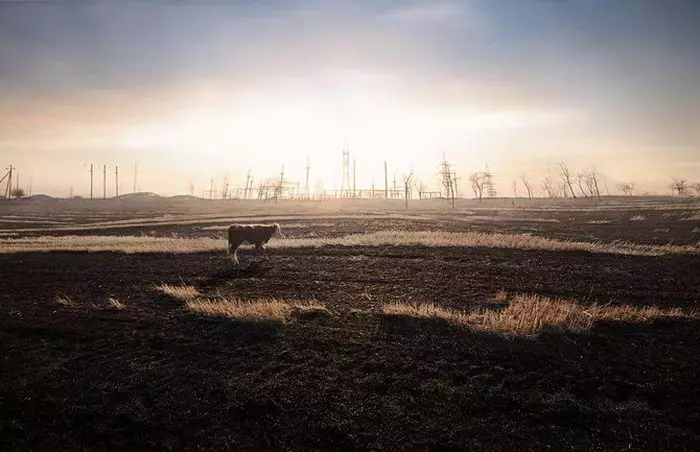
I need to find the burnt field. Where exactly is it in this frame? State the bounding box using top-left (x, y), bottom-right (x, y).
top-left (1, 197), bottom-right (700, 451)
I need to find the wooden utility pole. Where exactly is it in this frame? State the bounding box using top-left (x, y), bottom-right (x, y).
top-left (115, 165), bottom-right (119, 198)
top-left (90, 164), bottom-right (93, 199)
top-left (244, 168), bottom-right (252, 199)
top-left (305, 157), bottom-right (310, 196)
top-left (384, 161), bottom-right (388, 199)
top-left (352, 159), bottom-right (356, 198)
top-left (209, 175), bottom-right (214, 200)
top-left (133, 162), bottom-right (138, 193)
top-left (404, 172), bottom-right (414, 209)
top-left (102, 164), bottom-right (107, 199)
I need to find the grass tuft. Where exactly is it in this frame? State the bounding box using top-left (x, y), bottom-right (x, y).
top-left (55, 294), bottom-right (75, 307)
top-left (106, 297), bottom-right (125, 310)
top-left (381, 295), bottom-right (692, 337)
top-left (156, 284), bottom-right (200, 301)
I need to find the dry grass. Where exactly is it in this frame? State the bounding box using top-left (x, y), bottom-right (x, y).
top-left (186, 298), bottom-right (293, 323)
top-left (586, 219), bottom-right (612, 225)
top-left (0, 236), bottom-right (224, 254)
top-left (274, 231), bottom-right (700, 256)
top-left (186, 298), bottom-right (327, 323)
top-left (493, 290), bottom-right (509, 302)
top-left (106, 297), bottom-right (125, 310)
top-left (630, 215), bottom-right (645, 221)
top-left (381, 295), bottom-right (692, 337)
top-left (382, 302), bottom-right (472, 325)
top-left (684, 213), bottom-right (700, 221)
top-left (55, 294), bottom-right (75, 307)
top-left (155, 283), bottom-right (325, 323)
top-left (155, 284), bottom-right (201, 301)
top-left (2, 230), bottom-right (698, 256)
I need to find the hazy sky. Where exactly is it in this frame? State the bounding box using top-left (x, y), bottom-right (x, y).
top-left (1, 0), bottom-right (699, 197)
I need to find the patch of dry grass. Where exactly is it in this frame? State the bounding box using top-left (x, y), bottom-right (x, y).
top-left (106, 297), bottom-right (125, 310)
top-left (55, 294), bottom-right (75, 307)
top-left (586, 219), bottom-right (612, 225)
top-left (273, 231), bottom-right (699, 256)
top-left (154, 283), bottom-right (326, 323)
top-left (186, 299), bottom-right (293, 323)
top-left (156, 284), bottom-right (201, 301)
top-left (186, 298), bottom-right (327, 323)
top-left (2, 230), bottom-right (698, 256)
top-left (630, 215), bottom-right (645, 221)
top-left (381, 295), bottom-right (691, 337)
top-left (382, 302), bottom-right (472, 325)
top-left (0, 236), bottom-right (224, 254)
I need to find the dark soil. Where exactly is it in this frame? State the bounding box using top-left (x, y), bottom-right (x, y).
top-left (1, 208), bottom-right (700, 451)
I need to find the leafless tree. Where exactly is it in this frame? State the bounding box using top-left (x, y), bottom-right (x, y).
top-left (414, 179), bottom-right (426, 199)
top-left (440, 157), bottom-right (455, 207)
top-left (576, 173), bottom-right (589, 198)
top-left (617, 182), bottom-right (636, 197)
top-left (558, 161), bottom-right (577, 198)
top-left (542, 176), bottom-right (557, 198)
top-left (511, 180), bottom-right (517, 198)
top-left (584, 168), bottom-right (602, 198)
top-left (469, 172), bottom-right (485, 200)
top-left (10, 188), bottom-right (25, 198)
top-left (691, 183), bottom-right (700, 196)
top-left (670, 178), bottom-right (688, 196)
top-left (403, 172), bottom-right (414, 208)
top-left (520, 175), bottom-right (534, 199)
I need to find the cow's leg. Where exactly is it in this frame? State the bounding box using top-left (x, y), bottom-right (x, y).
top-left (229, 241), bottom-right (243, 267)
top-left (255, 243), bottom-right (266, 260)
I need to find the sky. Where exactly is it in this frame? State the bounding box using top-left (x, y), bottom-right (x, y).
top-left (1, 0), bottom-right (699, 197)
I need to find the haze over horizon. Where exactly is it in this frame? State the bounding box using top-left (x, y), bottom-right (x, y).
top-left (1, 0), bottom-right (699, 197)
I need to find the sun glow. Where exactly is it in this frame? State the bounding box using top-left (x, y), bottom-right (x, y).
top-left (117, 73), bottom-right (562, 192)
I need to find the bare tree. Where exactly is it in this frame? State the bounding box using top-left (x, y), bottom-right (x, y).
top-left (576, 173), bottom-right (589, 198)
top-left (542, 176), bottom-right (557, 198)
top-left (691, 182), bottom-right (700, 196)
top-left (584, 168), bottom-right (601, 198)
top-left (483, 166), bottom-right (497, 198)
top-left (469, 172), bottom-right (485, 200)
top-left (520, 175), bottom-right (533, 199)
top-left (617, 182), bottom-right (635, 197)
top-left (403, 172), bottom-right (414, 208)
top-left (10, 188), bottom-right (25, 198)
top-left (440, 157), bottom-right (455, 207)
top-left (558, 161), bottom-right (577, 198)
top-left (511, 180), bottom-right (517, 198)
top-left (670, 178), bottom-right (688, 196)
top-left (414, 179), bottom-right (426, 199)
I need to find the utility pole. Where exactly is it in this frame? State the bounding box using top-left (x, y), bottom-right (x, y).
top-left (115, 165), bottom-right (119, 198)
top-left (188, 176), bottom-right (194, 196)
top-left (452, 171), bottom-right (459, 198)
top-left (133, 162), bottom-right (138, 193)
top-left (15, 172), bottom-right (19, 198)
top-left (244, 168), bottom-right (252, 199)
top-left (1, 166), bottom-right (13, 198)
top-left (340, 140), bottom-right (351, 197)
top-left (209, 175), bottom-right (214, 200)
top-left (69, 186), bottom-right (73, 199)
top-left (276, 165), bottom-right (285, 204)
top-left (7, 165), bottom-right (13, 198)
top-left (305, 156), bottom-right (311, 197)
top-left (102, 164), bottom-right (107, 199)
top-left (384, 161), bottom-right (388, 199)
top-left (352, 158), bottom-right (356, 198)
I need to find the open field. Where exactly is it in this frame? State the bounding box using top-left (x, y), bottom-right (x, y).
top-left (1, 196), bottom-right (700, 450)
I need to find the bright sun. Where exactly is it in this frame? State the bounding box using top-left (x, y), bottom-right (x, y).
top-left (117, 73), bottom-right (552, 192)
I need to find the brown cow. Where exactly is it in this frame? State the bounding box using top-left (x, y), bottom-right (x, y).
top-left (227, 223), bottom-right (282, 267)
